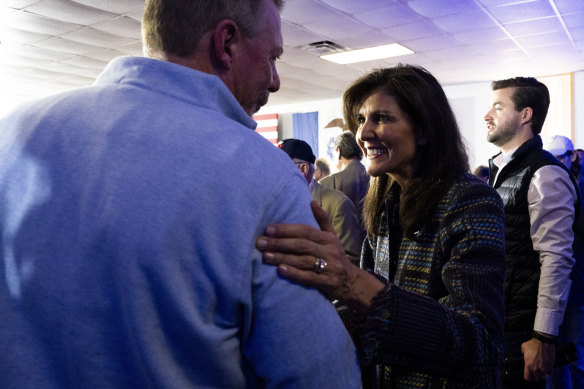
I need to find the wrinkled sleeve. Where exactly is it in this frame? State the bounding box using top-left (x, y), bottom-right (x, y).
top-left (352, 183), bottom-right (506, 383)
top-left (242, 173), bottom-right (362, 389)
top-left (528, 165), bottom-right (576, 335)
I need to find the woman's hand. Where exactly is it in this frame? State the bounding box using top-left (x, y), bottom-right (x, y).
top-left (255, 201), bottom-right (384, 312)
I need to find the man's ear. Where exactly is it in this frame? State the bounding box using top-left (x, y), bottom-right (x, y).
top-left (520, 107), bottom-right (533, 124)
top-left (212, 20), bottom-right (239, 71)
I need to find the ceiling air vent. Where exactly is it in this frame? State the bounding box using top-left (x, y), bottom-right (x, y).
top-left (299, 40), bottom-right (346, 56)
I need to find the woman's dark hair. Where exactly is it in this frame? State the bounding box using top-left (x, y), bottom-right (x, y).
top-left (342, 64), bottom-right (469, 238)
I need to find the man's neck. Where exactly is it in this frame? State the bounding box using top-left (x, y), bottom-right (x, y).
top-left (338, 157), bottom-right (354, 171)
top-left (498, 128), bottom-right (534, 155)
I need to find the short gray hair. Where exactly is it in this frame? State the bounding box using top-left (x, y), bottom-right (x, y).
top-left (314, 158), bottom-right (330, 175)
top-left (334, 131), bottom-right (363, 160)
top-left (143, 0), bottom-right (284, 57)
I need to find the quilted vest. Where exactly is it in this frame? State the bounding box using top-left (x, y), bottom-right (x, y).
top-left (489, 135), bottom-right (579, 331)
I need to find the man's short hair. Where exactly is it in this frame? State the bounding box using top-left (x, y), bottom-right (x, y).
top-left (334, 131), bottom-right (363, 161)
top-left (491, 77), bottom-right (550, 135)
top-left (314, 158), bottom-right (330, 176)
top-left (142, 0), bottom-right (284, 57)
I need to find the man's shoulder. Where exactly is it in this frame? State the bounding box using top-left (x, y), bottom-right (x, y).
top-left (314, 183), bottom-right (352, 210)
top-left (320, 166), bottom-right (351, 186)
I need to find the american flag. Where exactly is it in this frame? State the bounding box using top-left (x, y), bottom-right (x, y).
top-left (253, 113), bottom-right (279, 145)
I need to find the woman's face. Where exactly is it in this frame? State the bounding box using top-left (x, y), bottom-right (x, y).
top-left (355, 89), bottom-right (418, 184)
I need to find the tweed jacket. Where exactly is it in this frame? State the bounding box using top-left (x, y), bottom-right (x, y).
top-left (343, 173), bottom-right (506, 388)
top-left (311, 181), bottom-right (363, 266)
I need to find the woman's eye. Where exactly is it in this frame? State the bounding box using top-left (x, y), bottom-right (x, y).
top-left (356, 116), bottom-right (365, 124)
top-left (375, 114), bottom-right (389, 123)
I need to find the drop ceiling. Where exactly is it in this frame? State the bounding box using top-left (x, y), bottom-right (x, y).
top-left (1, 0), bottom-right (583, 109)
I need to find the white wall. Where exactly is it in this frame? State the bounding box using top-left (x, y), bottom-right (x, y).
top-left (443, 82), bottom-right (499, 170)
top-left (575, 70), bottom-right (584, 148)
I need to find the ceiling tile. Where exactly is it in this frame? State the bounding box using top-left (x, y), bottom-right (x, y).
top-left (404, 34), bottom-right (460, 52)
top-left (452, 26), bottom-right (508, 44)
top-left (424, 45), bottom-right (474, 61)
top-left (33, 36), bottom-right (101, 55)
top-left (381, 20), bottom-right (444, 41)
top-left (553, 0), bottom-right (584, 14)
top-left (92, 17), bottom-right (142, 39)
top-left (116, 41), bottom-right (143, 56)
top-left (487, 0), bottom-right (555, 24)
top-left (433, 10), bottom-right (496, 32)
top-left (502, 17), bottom-right (563, 35)
top-left (0, 28), bottom-right (50, 44)
top-left (69, 0), bottom-right (144, 14)
top-left (407, 0), bottom-right (480, 18)
top-left (340, 32), bottom-right (397, 50)
top-left (281, 21), bottom-right (324, 47)
top-left (125, 9), bottom-right (144, 22)
top-left (18, 67), bottom-right (70, 80)
top-left (3, 10), bottom-right (82, 35)
top-left (4, 45), bottom-right (72, 61)
top-left (515, 31), bottom-right (570, 48)
top-left (477, 0), bottom-right (537, 6)
top-left (25, 0), bottom-right (116, 25)
top-left (563, 12), bottom-right (584, 29)
top-left (62, 56), bottom-right (108, 69)
top-left (2, 0), bottom-right (39, 7)
top-left (354, 4), bottom-right (423, 28)
top-left (37, 61), bottom-right (91, 75)
top-left (61, 27), bottom-right (136, 47)
top-left (318, 0), bottom-right (394, 14)
top-left (82, 47), bottom-right (126, 62)
top-left (571, 27), bottom-right (584, 40)
top-left (0, 53), bottom-right (53, 67)
top-left (304, 16), bottom-right (372, 40)
top-left (281, 0), bottom-right (340, 25)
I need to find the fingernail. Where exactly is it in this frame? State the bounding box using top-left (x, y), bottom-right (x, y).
top-left (278, 265), bottom-right (289, 274)
top-left (257, 238), bottom-right (267, 248)
top-left (263, 252), bottom-right (275, 262)
top-left (266, 226), bottom-right (276, 235)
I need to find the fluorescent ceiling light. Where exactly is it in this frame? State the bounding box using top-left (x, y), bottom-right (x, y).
top-left (321, 43), bottom-right (414, 64)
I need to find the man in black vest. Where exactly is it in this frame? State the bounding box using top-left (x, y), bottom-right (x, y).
top-left (485, 77), bottom-right (579, 388)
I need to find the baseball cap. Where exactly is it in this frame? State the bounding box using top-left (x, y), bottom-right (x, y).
top-left (545, 135), bottom-right (574, 156)
top-left (278, 139), bottom-right (316, 164)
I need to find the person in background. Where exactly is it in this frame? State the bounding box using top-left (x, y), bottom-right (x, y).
top-left (473, 165), bottom-right (490, 183)
top-left (314, 157), bottom-right (331, 181)
top-left (0, 0), bottom-right (362, 387)
top-left (572, 148), bottom-right (584, 197)
top-left (544, 135), bottom-right (584, 389)
top-left (485, 77), bottom-right (579, 388)
top-left (278, 139), bottom-right (363, 266)
top-left (256, 65), bottom-right (506, 388)
top-left (545, 135), bottom-right (574, 171)
top-left (320, 131), bottom-right (370, 237)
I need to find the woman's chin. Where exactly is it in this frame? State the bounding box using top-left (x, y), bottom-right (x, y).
top-left (366, 164), bottom-right (388, 177)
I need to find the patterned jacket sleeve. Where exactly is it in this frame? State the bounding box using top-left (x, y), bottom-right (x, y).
top-left (350, 181), bottom-right (506, 383)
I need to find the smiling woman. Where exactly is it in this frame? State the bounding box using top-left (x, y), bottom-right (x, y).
top-left (256, 64), bottom-right (507, 388)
